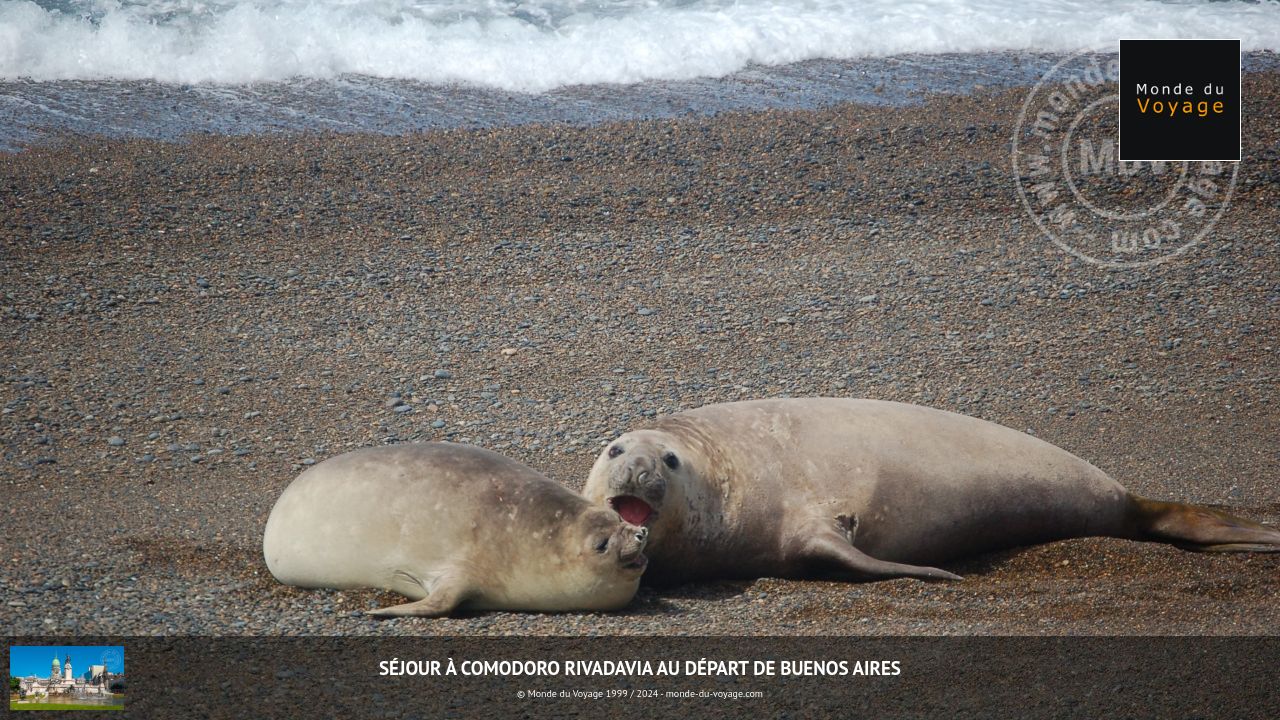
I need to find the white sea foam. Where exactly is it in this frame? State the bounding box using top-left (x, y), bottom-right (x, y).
top-left (1, 0), bottom-right (1277, 89)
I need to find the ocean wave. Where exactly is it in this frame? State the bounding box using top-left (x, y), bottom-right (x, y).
top-left (1, 0), bottom-right (1278, 89)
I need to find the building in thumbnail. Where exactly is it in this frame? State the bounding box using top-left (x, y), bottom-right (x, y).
top-left (16, 653), bottom-right (118, 699)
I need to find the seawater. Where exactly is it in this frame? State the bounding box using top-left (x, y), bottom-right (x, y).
top-left (1, 1), bottom-right (1277, 149)
top-left (3, 0), bottom-right (1278, 88)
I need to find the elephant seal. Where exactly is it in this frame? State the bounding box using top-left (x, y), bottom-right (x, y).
top-left (584, 398), bottom-right (1280, 586)
top-left (264, 442), bottom-right (649, 617)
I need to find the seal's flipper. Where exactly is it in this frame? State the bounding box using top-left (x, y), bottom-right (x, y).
top-left (803, 531), bottom-right (962, 582)
top-left (1128, 496), bottom-right (1280, 553)
top-left (367, 578), bottom-right (467, 619)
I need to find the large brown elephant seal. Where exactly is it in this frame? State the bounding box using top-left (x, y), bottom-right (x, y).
top-left (264, 442), bottom-right (649, 617)
top-left (583, 398), bottom-right (1280, 586)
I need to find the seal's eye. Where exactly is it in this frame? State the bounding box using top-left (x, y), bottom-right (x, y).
top-left (607, 445), bottom-right (623, 459)
top-left (595, 538), bottom-right (610, 554)
top-left (662, 452), bottom-right (680, 470)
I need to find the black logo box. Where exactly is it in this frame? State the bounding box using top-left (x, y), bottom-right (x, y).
top-left (1119, 39), bottom-right (1241, 162)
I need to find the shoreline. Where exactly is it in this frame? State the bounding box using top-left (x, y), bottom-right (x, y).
top-left (2, 70), bottom-right (1278, 636)
top-left (4, 51), bottom-right (1279, 153)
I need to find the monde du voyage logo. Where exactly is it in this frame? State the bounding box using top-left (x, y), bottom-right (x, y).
top-left (1013, 41), bottom-right (1241, 268)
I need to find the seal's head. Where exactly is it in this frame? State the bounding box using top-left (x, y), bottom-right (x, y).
top-left (546, 507), bottom-right (649, 611)
top-left (584, 429), bottom-right (692, 548)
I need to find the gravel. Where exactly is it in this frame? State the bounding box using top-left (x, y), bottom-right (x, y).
top-left (1, 75), bottom-right (1278, 637)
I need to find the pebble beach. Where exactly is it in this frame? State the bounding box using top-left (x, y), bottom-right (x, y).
top-left (3, 70), bottom-right (1278, 637)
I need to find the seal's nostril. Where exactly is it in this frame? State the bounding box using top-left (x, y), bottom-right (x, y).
top-left (636, 528), bottom-right (648, 542)
top-left (637, 471), bottom-right (649, 482)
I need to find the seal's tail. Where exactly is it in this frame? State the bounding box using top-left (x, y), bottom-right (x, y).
top-left (1127, 495), bottom-right (1280, 552)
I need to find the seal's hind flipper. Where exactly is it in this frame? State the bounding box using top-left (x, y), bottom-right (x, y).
top-left (367, 577), bottom-right (467, 619)
top-left (802, 529), bottom-right (962, 582)
top-left (1128, 496), bottom-right (1280, 552)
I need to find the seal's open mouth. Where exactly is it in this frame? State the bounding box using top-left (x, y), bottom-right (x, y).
top-left (623, 554), bottom-right (648, 571)
top-left (610, 495), bottom-right (654, 526)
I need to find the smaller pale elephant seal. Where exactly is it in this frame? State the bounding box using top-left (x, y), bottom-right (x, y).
top-left (263, 442), bottom-right (649, 617)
